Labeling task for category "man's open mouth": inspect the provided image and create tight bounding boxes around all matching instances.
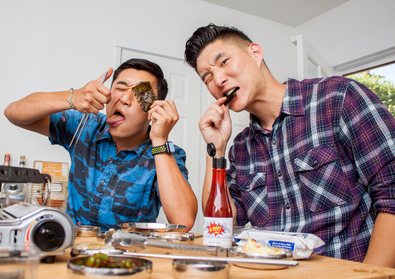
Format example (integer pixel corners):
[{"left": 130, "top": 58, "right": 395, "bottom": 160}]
[
  {"left": 224, "top": 87, "right": 239, "bottom": 105},
  {"left": 106, "top": 109, "right": 125, "bottom": 126}
]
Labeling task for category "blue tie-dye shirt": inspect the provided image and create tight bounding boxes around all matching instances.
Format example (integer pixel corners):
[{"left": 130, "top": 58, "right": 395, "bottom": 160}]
[{"left": 49, "top": 110, "right": 188, "bottom": 231}]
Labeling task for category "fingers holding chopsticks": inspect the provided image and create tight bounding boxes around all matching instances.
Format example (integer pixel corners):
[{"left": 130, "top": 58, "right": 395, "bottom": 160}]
[{"left": 72, "top": 68, "right": 113, "bottom": 114}]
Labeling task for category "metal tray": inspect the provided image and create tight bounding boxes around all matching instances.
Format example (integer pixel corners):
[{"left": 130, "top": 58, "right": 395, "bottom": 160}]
[
  {"left": 147, "top": 232, "right": 195, "bottom": 244},
  {"left": 228, "top": 246, "right": 293, "bottom": 270},
  {"left": 71, "top": 242, "right": 125, "bottom": 257},
  {"left": 76, "top": 225, "right": 100, "bottom": 237},
  {"left": 119, "top": 223, "right": 186, "bottom": 234}
]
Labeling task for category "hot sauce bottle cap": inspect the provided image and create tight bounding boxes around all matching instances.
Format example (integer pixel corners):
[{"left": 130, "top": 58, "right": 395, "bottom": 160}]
[{"left": 207, "top": 143, "right": 227, "bottom": 169}]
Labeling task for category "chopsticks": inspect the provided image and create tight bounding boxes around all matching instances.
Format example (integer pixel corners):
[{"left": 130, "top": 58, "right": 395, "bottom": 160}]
[{"left": 69, "top": 71, "right": 108, "bottom": 147}]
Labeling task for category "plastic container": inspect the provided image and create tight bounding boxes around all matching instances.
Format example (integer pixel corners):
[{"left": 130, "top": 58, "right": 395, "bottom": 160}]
[{"left": 0, "top": 242, "right": 42, "bottom": 279}]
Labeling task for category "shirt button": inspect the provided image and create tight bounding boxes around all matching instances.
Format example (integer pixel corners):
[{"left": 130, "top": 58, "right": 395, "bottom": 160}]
[
  {"left": 277, "top": 170, "right": 282, "bottom": 177},
  {"left": 312, "top": 160, "right": 318, "bottom": 167},
  {"left": 286, "top": 203, "right": 291, "bottom": 209},
  {"left": 272, "top": 139, "right": 277, "bottom": 145},
  {"left": 101, "top": 181, "right": 105, "bottom": 186},
  {"left": 92, "top": 206, "right": 97, "bottom": 211},
  {"left": 108, "top": 156, "right": 112, "bottom": 160}
]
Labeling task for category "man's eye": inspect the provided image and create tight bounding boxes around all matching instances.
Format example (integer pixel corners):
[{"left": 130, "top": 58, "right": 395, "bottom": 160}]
[
  {"left": 204, "top": 75, "right": 213, "bottom": 84},
  {"left": 221, "top": 58, "right": 229, "bottom": 66}
]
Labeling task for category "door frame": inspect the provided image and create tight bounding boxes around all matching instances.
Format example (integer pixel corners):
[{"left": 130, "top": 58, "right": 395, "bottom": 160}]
[{"left": 113, "top": 38, "right": 204, "bottom": 232}]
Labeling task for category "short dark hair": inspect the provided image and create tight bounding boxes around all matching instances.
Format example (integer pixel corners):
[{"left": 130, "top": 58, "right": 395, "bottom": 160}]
[
  {"left": 112, "top": 58, "right": 168, "bottom": 100},
  {"left": 184, "top": 23, "right": 253, "bottom": 72}
]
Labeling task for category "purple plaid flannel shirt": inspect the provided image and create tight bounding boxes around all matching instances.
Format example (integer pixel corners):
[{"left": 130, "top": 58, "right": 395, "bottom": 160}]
[{"left": 227, "top": 76, "right": 395, "bottom": 262}]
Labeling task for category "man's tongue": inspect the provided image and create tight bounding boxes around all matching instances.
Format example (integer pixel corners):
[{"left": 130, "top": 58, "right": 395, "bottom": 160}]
[{"left": 106, "top": 114, "right": 125, "bottom": 125}]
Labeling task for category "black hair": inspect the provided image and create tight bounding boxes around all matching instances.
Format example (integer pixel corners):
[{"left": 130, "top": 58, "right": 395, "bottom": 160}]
[
  {"left": 112, "top": 58, "right": 168, "bottom": 100},
  {"left": 184, "top": 23, "right": 253, "bottom": 72}
]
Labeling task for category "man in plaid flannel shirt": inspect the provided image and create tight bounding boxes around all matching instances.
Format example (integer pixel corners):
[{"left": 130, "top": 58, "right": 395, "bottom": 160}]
[{"left": 185, "top": 23, "right": 395, "bottom": 267}]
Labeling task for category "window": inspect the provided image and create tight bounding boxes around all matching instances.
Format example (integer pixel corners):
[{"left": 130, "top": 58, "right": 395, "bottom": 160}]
[{"left": 345, "top": 61, "right": 395, "bottom": 117}]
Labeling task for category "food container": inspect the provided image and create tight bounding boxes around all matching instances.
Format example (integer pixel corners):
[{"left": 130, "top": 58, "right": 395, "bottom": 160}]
[
  {"left": 228, "top": 246, "right": 293, "bottom": 270},
  {"left": 96, "top": 231, "right": 107, "bottom": 242},
  {"left": 147, "top": 232, "right": 195, "bottom": 244},
  {"left": 76, "top": 225, "right": 100, "bottom": 237},
  {"left": 67, "top": 255, "right": 152, "bottom": 278},
  {"left": 172, "top": 259, "right": 229, "bottom": 279},
  {"left": 119, "top": 223, "right": 186, "bottom": 235},
  {"left": 0, "top": 243, "right": 42, "bottom": 279},
  {"left": 71, "top": 242, "right": 126, "bottom": 257}
]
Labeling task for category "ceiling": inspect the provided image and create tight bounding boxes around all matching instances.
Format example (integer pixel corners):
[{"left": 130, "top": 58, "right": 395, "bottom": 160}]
[{"left": 202, "top": 0, "right": 350, "bottom": 27}]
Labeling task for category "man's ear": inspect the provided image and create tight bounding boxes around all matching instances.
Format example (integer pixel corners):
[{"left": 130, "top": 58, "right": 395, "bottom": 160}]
[{"left": 249, "top": 43, "right": 264, "bottom": 66}]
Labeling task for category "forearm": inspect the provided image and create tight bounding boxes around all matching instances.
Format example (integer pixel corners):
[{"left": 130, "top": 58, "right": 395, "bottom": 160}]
[
  {"left": 4, "top": 91, "right": 70, "bottom": 135},
  {"left": 363, "top": 212, "right": 395, "bottom": 267},
  {"left": 155, "top": 153, "right": 197, "bottom": 232}
]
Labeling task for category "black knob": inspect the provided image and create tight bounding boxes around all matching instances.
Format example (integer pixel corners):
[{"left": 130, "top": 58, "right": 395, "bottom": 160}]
[{"left": 33, "top": 221, "right": 65, "bottom": 251}]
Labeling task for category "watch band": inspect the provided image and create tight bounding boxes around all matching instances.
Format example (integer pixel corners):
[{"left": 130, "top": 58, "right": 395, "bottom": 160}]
[{"left": 151, "top": 141, "right": 175, "bottom": 155}]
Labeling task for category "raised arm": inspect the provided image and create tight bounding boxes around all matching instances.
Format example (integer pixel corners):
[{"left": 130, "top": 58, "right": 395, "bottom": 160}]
[
  {"left": 199, "top": 97, "right": 237, "bottom": 224},
  {"left": 4, "top": 69, "right": 113, "bottom": 136},
  {"left": 148, "top": 100, "right": 198, "bottom": 231}
]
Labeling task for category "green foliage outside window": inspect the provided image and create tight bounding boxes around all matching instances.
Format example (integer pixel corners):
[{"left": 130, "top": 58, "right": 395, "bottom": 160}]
[{"left": 347, "top": 72, "right": 395, "bottom": 117}]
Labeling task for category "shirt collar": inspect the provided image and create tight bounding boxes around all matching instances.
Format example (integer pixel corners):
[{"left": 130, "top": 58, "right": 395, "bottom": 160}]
[
  {"left": 94, "top": 122, "right": 152, "bottom": 159},
  {"left": 248, "top": 78, "right": 305, "bottom": 136}
]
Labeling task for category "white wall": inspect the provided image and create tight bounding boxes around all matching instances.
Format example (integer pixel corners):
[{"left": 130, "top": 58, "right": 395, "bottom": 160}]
[
  {"left": 294, "top": 0, "right": 395, "bottom": 67},
  {"left": 0, "top": 0, "right": 296, "bottom": 168}
]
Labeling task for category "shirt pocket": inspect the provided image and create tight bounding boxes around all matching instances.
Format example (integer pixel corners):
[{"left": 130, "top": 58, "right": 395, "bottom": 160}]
[
  {"left": 236, "top": 172, "right": 268, "bottom": 224},
  {"left": 294, "top": 145, "right": 351, "bottom": 213},
  {"left": 111, "top": 181, "right": 153, "bottom": 218}
]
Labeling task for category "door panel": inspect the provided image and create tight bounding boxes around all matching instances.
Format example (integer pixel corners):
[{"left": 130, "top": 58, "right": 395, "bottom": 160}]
[{"left": 121, "top": 49, "right": 202, "bottom": 232}]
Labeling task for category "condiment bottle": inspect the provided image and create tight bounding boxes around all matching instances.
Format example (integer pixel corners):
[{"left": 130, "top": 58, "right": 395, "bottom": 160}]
[
  {"left": 203, "top": 143, "right": 233, "bottom": 247},
  {"left": 3, "top": 154, "right": 10, "bottom": 166}
]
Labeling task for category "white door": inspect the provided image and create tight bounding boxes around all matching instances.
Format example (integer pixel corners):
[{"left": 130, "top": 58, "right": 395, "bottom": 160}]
[
  {"left": 293, "top": 34, "right": 334, "bottom": 79},
  {"left": 116, "top": 43, "right": 249, "bottom": 233},
  {"left": 121, "top": 48, "right": 202, "bottom": 233}
]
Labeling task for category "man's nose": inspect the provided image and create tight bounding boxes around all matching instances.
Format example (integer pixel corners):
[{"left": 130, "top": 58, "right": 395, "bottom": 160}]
[
  {"left": 213, "top": 69, "right": 227, "bottom": 87},
  {"left": 119, "top": 89, "right": 133, "bottom": 105}
]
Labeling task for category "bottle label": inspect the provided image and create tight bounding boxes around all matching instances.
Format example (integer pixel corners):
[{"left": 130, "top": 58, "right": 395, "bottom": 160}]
[{"left": 203, "top": 217, "right": 233, "bottom": 247}]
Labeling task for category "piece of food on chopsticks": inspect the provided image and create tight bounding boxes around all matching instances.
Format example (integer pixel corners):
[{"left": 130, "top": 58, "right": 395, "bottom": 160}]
[
  {"left": 132, "top": 81, "right": 157, "bottom": 112},
  {"left": 73, "top": 253, "right": 147, "bottom": 269},
  {"left": 242, "top": 239, "right": 284, "bottom": 255},
  {"left": 224, "top": 87, "right": 239, "bottom": 105}
]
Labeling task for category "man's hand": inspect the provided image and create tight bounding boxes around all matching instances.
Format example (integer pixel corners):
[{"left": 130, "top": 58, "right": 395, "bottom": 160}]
[
  {"left": 199, "top": 96, "right": 232, "bottom": 157},
  {"left": 148, "top": 100, "right": 179, "bottom": 146},
  {"left": 72, "top": 68, "right": 113, "bottom": 114}
]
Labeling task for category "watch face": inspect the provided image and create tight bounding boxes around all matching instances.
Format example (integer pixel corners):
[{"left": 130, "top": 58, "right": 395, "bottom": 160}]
[{"left": 168, "top": 142, "right": 175, "bottom": 153}]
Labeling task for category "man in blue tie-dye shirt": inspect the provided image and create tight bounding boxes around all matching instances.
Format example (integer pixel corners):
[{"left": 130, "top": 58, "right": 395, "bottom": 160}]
[{"left": 5, "top": 58, "right": 197, "bottom": 231}]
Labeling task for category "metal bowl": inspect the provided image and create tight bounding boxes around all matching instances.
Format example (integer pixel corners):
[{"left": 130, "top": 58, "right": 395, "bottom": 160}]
[
  {"left": 71, "top": 242, "right": 126, "bottom": 257},
  {"left": 76, "top": 225, "right": 100, "bottom": 237},
  {"left": 68, "top": 255, "right": 152, "bottom": 278},
  {"left": 172, "top": 259, "right": 229, "bottom": 279},
  {"left": 147, "top": 232, "right": 195, "bottom": 244},
  {"left": 119, "top": 223, "right": 186, "bottom": 235},
  {"left": 228, "top": 246, "right": 293, "bottom": 270}
]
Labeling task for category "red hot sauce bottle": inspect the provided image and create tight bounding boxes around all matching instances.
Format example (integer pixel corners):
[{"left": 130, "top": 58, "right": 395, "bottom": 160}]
[{"left": 203, "top": 143, "right": 233, "bottom": 247}]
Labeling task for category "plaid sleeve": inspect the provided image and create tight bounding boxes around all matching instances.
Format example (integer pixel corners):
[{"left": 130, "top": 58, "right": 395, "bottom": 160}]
[
  {"left": 339, "top": 80, "right": 395, "bottom": 213},
  {"left": 227, "top": 145, "right": 249, "bottom": 226}
]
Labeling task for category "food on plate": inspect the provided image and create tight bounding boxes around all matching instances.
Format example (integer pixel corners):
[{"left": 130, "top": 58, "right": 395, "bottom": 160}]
[
  {"left": 242, "top": 239, "right": 284, "bottom": 255},
  {"left": 73, "top": 253, "right": 148, "bottom": 269}
]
